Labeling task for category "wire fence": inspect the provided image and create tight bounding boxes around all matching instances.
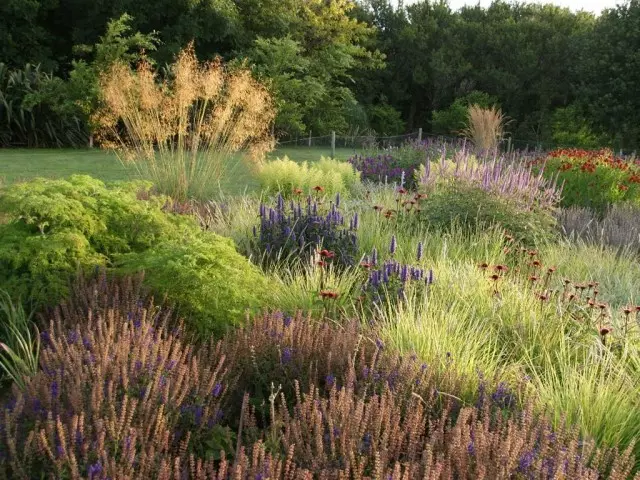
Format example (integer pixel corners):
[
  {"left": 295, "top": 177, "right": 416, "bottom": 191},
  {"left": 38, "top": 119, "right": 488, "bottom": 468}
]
[{"left": 274, "top": 130, "right": 638, "bottom": 161}]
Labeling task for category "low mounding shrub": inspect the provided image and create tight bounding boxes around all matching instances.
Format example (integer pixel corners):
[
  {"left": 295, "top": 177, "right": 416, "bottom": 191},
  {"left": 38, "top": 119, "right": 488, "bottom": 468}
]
[
  {"left": 417, "top": 183, "right": 557, "bottom": 245},
  {"left": 117, "top": 235, "right": 269, "bottom": 336},
  {"left": 258, "top": 156, "right": 360, "bottom": 198},
  {"left": 534, "top": 148, "right": 640, "bottom": 213},
  {"left": 2, "top": 285, "right": 636, "bottom": 479},
  {"left": 253, "top": 193, "right": 359, "bottom": 268},
  {"left": 0, "top": 175, "right": 269, "bottom": 334}
]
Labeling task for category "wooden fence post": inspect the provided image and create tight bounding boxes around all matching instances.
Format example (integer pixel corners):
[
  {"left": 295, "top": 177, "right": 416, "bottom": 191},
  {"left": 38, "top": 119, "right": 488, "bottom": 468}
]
[
  {"left": 331, "top": 131, "right": 336, "bottom": 159},
  {"left": 308, "top": 131, "right": 312, "bottom": 147},
  {"left": 418, "top": 128, "right": 422, "bottom": 142}
]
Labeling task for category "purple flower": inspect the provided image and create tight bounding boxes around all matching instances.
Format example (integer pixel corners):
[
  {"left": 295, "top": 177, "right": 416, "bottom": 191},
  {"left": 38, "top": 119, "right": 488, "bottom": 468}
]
[
  {"left": 375, "top": 338, "right": 384, "bottom": 350},
  {"left": 518, "top": 450, "right": 536, "bottom": 472},
  {"left": 389, "top": 235, "right": 397, "bottom": 255},
  {"left": 281, "top": 347, "right": 292, "bottom": 364},
  {"left": 50, "top": 381, "right": 59, "bottom": 399},
  {"left": 321, "top": 373, "right": 335, "bottom": 390},
  {"left": 212, "top": 383, "right": 223, "bottom": 397},
  {"left": 417, "top": 241, "right": 423, "bottom": 261},
  {"left": 88, "top": 462, "right": 102, "bottom": 479},
  {"left": 283, "top": 315, "right": 292, "bottom": 328}
]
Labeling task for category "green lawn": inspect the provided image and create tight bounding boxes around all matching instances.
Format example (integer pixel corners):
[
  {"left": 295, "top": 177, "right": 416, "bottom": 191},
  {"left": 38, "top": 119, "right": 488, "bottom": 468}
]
[{"left": 0, "top": 146, "right": 357, "bottom": 194}]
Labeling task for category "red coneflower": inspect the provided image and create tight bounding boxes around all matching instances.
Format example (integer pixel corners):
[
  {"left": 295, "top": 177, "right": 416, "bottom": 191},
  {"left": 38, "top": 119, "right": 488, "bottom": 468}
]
[
  {"left": 563, "top": 279, "right": 571, "bottom": 285},
  {"left": 588, "top": 299, "right": 595, "bottom": 307},
  {"left": 636, "top": 306, "right": 640, "bottom": 311},
  {"left": 313, "top": 185, "right": 325, "bottom": 192},
  {"left": 504, "top": 234, "right": 514, "bottom": 242},
  {"left": 384, "top": 210, "right": 394, "bottom": 219},
  {"left": 531, "top": 260, "right": 542, "bottom": 267},
  {"left": 316, "top": 260, "right": 327, "bottom": 267},
  {"left": 478, "top": 262, "right": 489, "bottom": 270},
  {"left": 293, "top": 187, "right": 303, "bottom": 195},
  {"left": 360, "top": 261, "right": 372, "bottom": 269},
  {"left": 537, "top": 293, "right": 549, "bottom": 301},
  {"left": 599, "top": 327, "right": 611, "bottom": 336},
  {"left": 568, "top": 294, "right": 576, "bottom": 301},
  {"left": 320, "top": 290, "right": 339, "bottom": 299},
  {"left": 489, "top": 274, "right": 500, "bottom": 281},
  {"left": 623, "top": 306, "right": 633, "bottom": 315},
  {"left": 320, "top": 249, "right": 335, "bottom": 258},
  {"left": 494, "top": 265, "right": 508, "bottom": 273},
  {"left": 547, "top": 266, "right": 556, "bottom": 273},
  {"left": 598, "top": 303, "right": 607, "bottom": 310},
  {"left": 397, "top": 187, "right": 408, "bottom": 194},
  {"left": 528, "top": 250, "right": 538, "bottom": 257},
  {"left": 529, "top": 275, "right": 538, "bottom": 282},
  {"left": 373, "top": 205, "right": 384, "bottom": 211}
]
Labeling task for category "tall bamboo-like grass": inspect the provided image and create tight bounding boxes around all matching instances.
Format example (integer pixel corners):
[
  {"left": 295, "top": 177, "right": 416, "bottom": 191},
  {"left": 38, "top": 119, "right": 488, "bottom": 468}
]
[
  {"left": 0, "top": 291, "right": 39, "bottom": 391},
  {"left": 95, "top": 45, "right": 275, "bottom": 201},
  {"left": 463, "top": 104, "right": 507, "bottom": 154}
]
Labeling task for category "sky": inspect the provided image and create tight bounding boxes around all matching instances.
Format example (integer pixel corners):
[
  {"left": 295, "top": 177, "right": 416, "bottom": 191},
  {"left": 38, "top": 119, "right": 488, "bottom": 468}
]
[{"left": 446, "top": 0, "right": 625, "bottom": 14}]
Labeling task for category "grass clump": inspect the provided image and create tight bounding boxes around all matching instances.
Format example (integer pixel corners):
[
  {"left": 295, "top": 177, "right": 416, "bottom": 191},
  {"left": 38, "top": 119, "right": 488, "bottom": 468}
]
[
  {"left": 95, "top": 44, "right": 275, "bottom": 201},
  {"left": 257, "top": 156, "right": 360, "bottom": 198},
  {"left": 463, "top": 104, "right": 508, "bottom": 154}
]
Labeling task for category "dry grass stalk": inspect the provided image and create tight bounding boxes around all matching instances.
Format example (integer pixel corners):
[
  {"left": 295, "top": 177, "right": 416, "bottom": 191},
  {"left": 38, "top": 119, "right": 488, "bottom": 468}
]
[
  {"left": 463, "top": 104, "right": 507, "bottom": 154},
  {"left": 95, "top": 44, "right": 275, "bottom": 201}
]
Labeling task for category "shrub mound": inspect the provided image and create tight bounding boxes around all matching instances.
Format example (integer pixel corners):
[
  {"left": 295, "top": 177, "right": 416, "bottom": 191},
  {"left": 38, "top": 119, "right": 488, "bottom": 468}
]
[
  {"left": 0, "top": 175, "right": 268, "bottom": 334},
  {"left": 418, "top": 183, "right": 557, "bottom": 245},
  {"left": 1, "top": 278, "right": 636, "bottom": 479}
]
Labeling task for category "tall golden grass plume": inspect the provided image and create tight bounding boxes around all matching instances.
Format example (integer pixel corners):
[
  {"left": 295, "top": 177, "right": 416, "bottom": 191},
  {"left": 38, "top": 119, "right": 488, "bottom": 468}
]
[
  {"left": 95, "top": 43, "right": 275, "bottom": 201},
  {"left": 463, "top": 104, "right": 508, "bottom": 154}
]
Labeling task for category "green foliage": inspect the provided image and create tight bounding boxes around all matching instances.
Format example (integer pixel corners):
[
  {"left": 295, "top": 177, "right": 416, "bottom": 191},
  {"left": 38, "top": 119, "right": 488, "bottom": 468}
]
[
  {"left": 257, "top": 156, "right": 360, "bottom": 198},
  {"left": 417, "top": 183, "right": 557, "bottom": 245},
  {"left": 542, "top": 151, "right": 640, "bottom": 213},
  {"left": 0, "top": 175, "right": 269, "bottom": 335},
  {"left": 0, "top": 63, "right": 87, "bottom": 147},
  {"left": 366, "top": 103, "right": 405, "bottom": 135},
  {"left": 550, "top": 105, "right": 605, "bottom": 149},
  {"left": 116, "top": 234, "right": 269, "bottom": 337},
  {"left": 431, "top": 91, "right": 498, "bottom": 135},
  {"left": 0, "top": 290, "right": 39, "bottom": 391}
]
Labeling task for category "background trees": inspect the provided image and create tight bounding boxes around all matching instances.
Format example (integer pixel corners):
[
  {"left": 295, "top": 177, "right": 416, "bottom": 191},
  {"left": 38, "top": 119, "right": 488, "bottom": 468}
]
[{"left": 1, "top": 0, "right": 639, "bottom": 149}]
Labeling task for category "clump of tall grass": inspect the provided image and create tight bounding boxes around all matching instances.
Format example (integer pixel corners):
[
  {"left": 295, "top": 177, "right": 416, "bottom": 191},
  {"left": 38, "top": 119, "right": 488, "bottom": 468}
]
[
  {"left": 463, "top": 104, "right": 508, "bottom": 154},
  {"left": 0, "top": 291, "right": 39, "bottom": 391},
  {"left": 558, "top": 204, "right": 640, "bottom": 252},
  {"left": 95, "top": 44, "right": 275, "bottom": 201}
]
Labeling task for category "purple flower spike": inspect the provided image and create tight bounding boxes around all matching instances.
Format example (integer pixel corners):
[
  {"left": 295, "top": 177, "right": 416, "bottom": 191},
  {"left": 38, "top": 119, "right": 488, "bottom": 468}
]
[
  {"left": 389, "top": 235, "right": 397, "bottom": 255},
  {"left": 417, "top": 241, "right": 423, "bottom": 261}
]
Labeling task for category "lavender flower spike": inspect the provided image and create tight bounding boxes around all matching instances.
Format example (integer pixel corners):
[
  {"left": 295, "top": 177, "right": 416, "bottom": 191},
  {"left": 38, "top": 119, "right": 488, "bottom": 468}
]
[{"left": 389, "top": 235, "right": 397, "bottom": 255}]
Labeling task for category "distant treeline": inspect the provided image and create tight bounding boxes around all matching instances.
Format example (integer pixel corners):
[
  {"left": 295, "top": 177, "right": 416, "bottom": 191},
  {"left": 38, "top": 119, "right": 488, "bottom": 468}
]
[{"left": 1, "top": 0, "right": 639, "bottom": 149}]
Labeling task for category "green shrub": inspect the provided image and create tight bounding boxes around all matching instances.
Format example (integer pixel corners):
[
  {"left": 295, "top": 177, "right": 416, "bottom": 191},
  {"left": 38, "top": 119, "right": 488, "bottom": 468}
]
[
  {"left": 117, "top": 234, "right": 269, "bottom": 336},
  {"left": 417, "top": 183, "right": 557, "bottom": 245},
  {"left": 257, "top": 156, "right": 360, "bottom": 198},
  {"left": 0, "top": 175, "right": 269, "bottom": 334}
]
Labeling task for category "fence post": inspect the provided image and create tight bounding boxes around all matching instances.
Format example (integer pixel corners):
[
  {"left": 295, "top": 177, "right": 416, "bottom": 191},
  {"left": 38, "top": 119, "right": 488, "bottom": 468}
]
[
  {"left": 418, "top": 128, "right": 423, "bottom": 142},
  {"left": 308, "top": 131, "right": 312, "bottom": 147},
  {"left": 331, "top": 131, "right": 336, "bottom": 159},
  {"left": 506, "top": 137, "right": 511, "bottom": 154},
  {"left": 89, "top": 135, "right": 94, "bottom": 149}
]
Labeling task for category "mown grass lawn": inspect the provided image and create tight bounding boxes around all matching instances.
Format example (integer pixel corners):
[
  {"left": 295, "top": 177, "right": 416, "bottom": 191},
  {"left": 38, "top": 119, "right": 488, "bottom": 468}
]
[{"left": 0, "top": 146, "right": 357, "bottom": 194}]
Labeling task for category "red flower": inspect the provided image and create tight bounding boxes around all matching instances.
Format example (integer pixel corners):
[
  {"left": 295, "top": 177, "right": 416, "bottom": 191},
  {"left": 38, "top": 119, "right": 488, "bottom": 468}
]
[
  {"left": 599, "top": 327, "right": 611, "bottom": 336},
  {"left": 494, "top": 265, "right": 508, "bottom": 273},
  {"left": 313, "top": 185, "right": 325, "bottom": 192},
  {"left": 618, "top": 184, "right": 629, "bottom": 192},
  {"left": 397, "top": 187, "right": 408, "bottom": 194},
  {"left": 293, "top": 187, "right": 303, "bottom": 195},
  {"left": 360, "top": 261, "right": 372, "bottom": 269},
  {"left": 489, "top": 274, "right": 500, "bottom": 281},
  {"left": 320, "top": 290, "right": 339, "bottom": 299},
  {"left": 320, "top": 249, "right": 335, "bottom": 258},
  {"left": 478, "top": 262, "right": 489, "bottom": 270},
  {"left": 316, "top": 260, "right": 327, "bottom": 267}
]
